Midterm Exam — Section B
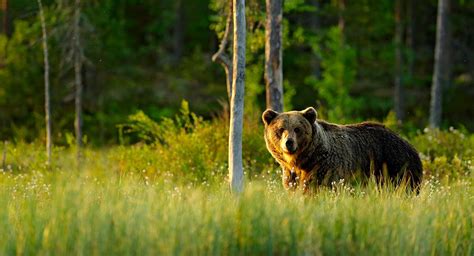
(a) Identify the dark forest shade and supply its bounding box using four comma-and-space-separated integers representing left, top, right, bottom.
0, 0, 472, 144
430, 0, 450, 128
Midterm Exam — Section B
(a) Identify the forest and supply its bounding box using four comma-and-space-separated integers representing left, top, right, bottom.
0, 0, 473, 255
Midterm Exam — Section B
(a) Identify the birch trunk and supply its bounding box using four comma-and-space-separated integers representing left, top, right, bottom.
229, 0, 245, 194
264, 0, 283, 112
429, 0, 450, 128
37, 0, 51, 165
74, 0, 83, 162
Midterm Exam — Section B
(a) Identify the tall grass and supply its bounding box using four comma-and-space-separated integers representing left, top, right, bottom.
0, 170, 472, 255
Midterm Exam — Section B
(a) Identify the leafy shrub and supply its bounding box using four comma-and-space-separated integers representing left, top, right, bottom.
121, 101, 274, 182
412, 128, 473, 180
412, 128, 473, 160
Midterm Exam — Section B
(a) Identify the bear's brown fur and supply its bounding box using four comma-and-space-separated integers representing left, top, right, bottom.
262, 107, 423, 192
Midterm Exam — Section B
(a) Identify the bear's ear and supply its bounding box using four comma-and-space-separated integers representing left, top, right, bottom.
262, 109, 279, 126
301, 107, 317, 124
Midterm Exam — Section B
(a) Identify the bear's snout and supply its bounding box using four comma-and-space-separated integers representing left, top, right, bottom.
285, 139, 297, 153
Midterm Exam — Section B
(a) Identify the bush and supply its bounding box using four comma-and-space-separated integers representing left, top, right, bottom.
120, 101, 275, 182
412, 127, 473, 181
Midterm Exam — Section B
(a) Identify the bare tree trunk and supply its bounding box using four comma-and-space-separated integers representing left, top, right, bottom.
74, 0, 83, 162
212, 0, 233, 101
229, 0, 245, 194
1, 0, 8, 35
394, 0, 404, 122
173, 0, 184, 63
429, 0, 450, 128
338, 0, 345, 32
37, 0, 51, 165
265, 0, 283, 112
405, 0, 414, 85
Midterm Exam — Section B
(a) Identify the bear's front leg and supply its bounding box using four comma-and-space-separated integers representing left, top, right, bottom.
299, 170, 315, 194
281, 167, 298, 190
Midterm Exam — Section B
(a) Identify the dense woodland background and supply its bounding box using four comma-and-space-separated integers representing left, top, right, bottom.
0, 2, 472, 254
0, 0, 473, 145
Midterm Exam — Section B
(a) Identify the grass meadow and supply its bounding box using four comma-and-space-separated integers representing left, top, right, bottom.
1, 111, 473, 255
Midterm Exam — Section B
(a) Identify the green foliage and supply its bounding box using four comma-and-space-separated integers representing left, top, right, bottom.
283, 80, 296, 111
121, 110, 163, 144
306, 27, 361, 122
413, 128, 474, 160
0, 9, 63, 141
284, 0, 317, 13
1, 0, 473, 144
120, 102, 272, 182
411, 128, 474, 180
124, 100, 204, 142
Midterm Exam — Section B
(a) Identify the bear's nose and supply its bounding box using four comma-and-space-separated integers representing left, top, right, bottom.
286, 140, 296, 152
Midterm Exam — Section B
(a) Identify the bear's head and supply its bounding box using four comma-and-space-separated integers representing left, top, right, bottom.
262, 107, 317, 158
262, 107, 318, 190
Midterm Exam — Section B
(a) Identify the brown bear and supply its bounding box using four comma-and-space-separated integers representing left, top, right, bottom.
262, 107, 422, 192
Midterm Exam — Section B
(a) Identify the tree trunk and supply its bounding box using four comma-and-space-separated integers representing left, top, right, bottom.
212, 0, 233, 101
173, 0, 184, 62
264, 0, 283, 112
37, 0, 51, 165
394, 0, 404, 122
429, 0, 450, 128
229, 0, 245, 194
1, 0, 8, 35
405, 0, 414, 86
338, 0, 345, 32
74, 0, 83, 162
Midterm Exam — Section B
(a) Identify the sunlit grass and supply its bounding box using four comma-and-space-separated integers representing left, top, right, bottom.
0, 166, 472, 255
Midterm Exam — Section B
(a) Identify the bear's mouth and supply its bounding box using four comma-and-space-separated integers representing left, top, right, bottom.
284, 147, 297, 154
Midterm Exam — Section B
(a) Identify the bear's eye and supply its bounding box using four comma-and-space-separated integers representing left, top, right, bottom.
277, 128, 285, 136
294, 127, 301, 134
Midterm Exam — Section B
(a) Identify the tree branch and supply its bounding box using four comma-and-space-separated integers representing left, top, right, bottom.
212, 0, 233, 100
